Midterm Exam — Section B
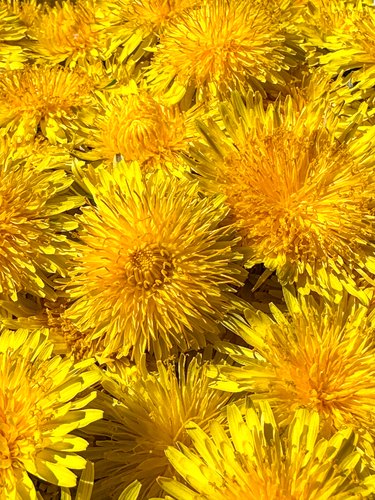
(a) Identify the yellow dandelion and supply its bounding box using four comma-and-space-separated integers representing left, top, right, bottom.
209, 290, 375, 442
84, 85, 201, 172
157, 402, 375, 499
28, 0, 112, 65
188, 90, 375, 303
146, 0, 301, 104
0, 143, 84, 301
65, 162, 247, 359
0, 64, 96, 144
0, 328, 102, 499
83, 354, 236, 499
0, 4, 27, 70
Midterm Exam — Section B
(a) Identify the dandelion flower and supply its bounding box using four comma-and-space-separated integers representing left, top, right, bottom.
188, 91, 375, 302
209, 290, 375, 442
0, 328, 102, 498
65, 162, 246, 359
0, 64, 95, 144
28, 0, 112, 65
83, 354, 235, 499
85, 86, 201, 172
0, 143, 84, 301
146, 0, 301, 104
157, 402, 374, 499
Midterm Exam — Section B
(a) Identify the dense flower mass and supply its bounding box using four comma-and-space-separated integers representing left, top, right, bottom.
1, 0, 375, 497
65, 162, 246, 359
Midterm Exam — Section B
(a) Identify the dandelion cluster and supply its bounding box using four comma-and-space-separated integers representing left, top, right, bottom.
2, 0, 375, 498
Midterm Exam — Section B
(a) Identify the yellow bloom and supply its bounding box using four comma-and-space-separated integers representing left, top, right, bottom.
0, 64, 96, 144
84, 85, 201, 172
0, 143, 84, 301
210, 290, 375, 441
65, 162, 246, 359
0, 4, 27, 70
0, 329, 102, 499
28, 0, 112, 65
157, 402, 374, 499
188, 91, 375, 302
146, 0, 301, 104
83, 355, 236, 499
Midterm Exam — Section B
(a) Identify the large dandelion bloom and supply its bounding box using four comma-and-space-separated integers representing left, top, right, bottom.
83, 354, 235, 499
65, 162, 246, 359
146, 0, 301, 104
157, 402, 375, 499
0, 143, 83, 301
84, 86, 201, 172
209, 290, 375, 442
0, 329, 102, 499
0, 64, 95, 144
189, 91, 375, 302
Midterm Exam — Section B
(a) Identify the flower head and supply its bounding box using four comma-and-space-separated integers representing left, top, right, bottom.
84, 86, 201, 172
65, 162, 246, 359
188, 91, 375, 302
210, 290, 375, 441
0, 64, 95, 144
146, 0, 301, 104
157, 402, 374, 499
28, 0, 112, 65
84, 354, 235, 499
0, 329, 102, 499
0, 143, 84, 301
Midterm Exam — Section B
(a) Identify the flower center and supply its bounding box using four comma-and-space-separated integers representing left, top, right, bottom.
125, 244, 174, 290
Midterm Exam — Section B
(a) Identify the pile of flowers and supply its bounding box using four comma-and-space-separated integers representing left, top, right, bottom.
2, 0, 375, 498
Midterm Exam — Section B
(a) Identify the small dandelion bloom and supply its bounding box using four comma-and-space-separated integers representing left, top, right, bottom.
209, 290, 375, 442
188, 91, 375, 302
65, 162, 247, 359
0, 329, 102, 499
0, 64, 95, 144
83, 354, 236, 499
28, 0, 112, 65
146, 0, 301, 104
85, 86, 201, 172
0, 144, 84, 301
157, 402, 374, 499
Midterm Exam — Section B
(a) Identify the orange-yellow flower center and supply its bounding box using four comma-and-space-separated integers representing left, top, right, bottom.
125, 244, 174, 290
